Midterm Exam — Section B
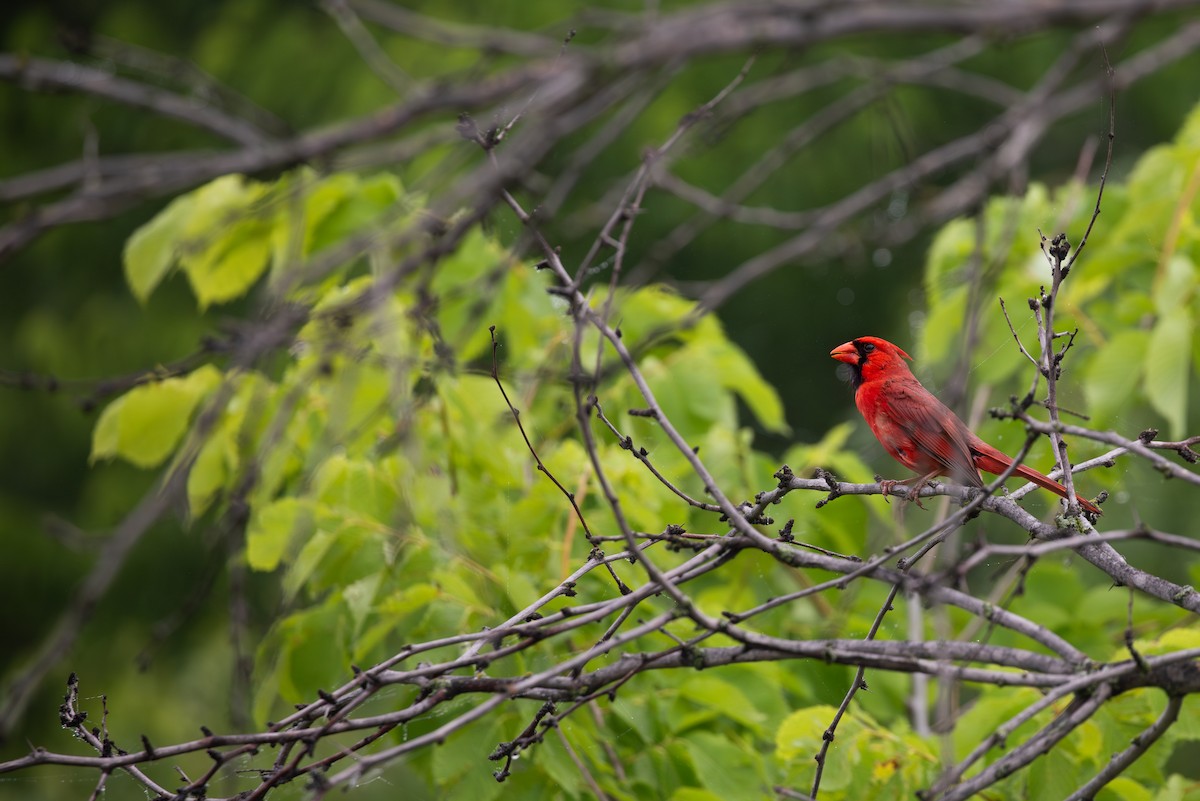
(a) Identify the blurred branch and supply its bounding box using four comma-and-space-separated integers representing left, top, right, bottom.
4, 0, 1198, 279
0, 61, 564, 259
349, 0, 560, 56
1064, 694, 1183, 801
0, 341, 221, 411
692, 17, 1200, 310
629, 36, 992, 249
0, 54, 271, 146
61, 31, 292, 136
611, 0, 1199, 68
321, 0, 412, 94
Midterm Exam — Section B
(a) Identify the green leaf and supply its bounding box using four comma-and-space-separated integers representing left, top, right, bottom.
1167, 695, 1200, 742
784, 423, 858, 474
919, 285, 967, 367
431, 715, 502, 785
534, 731, 584, 798
1177, 101, 1200, 151
493, 564, 541, 612
614, 285, 699, 349
123, 193, 197, 304
668, 789, 725, 801
304, 358, 394, 448
1115, 147, 1185, 247
342, 571, 382, 633
311, 455, 398, 522
90, 365, 222, 468
924, 218, 975, 298
182, 221, 273, 308
776, 705, 839, 761
278, 603, 344, 701
1145, 304, 1193, 438
181, 174, 261, 238
684, 732, 764, 799
246, 498, 314, 572
677, 675, 767, 734
1151, 774, 1187, 801
660, 348, 734, 434
709, 338, 790, 434
307, 173, 405, 257
187, 421, 233, 518
435, 229, 511, 358
1013, 562, 1085, 630
1073, 720, 1104, 763
269, 171, 355, 265
378, 582, 439, 619
1100, 776, 1154, 801
1154, 256, 1198, 317
283, 527, 337, 600
609, 693, 660, 745
431, 561, 491, 613
951, 688, 1043, 762
90, 394, 123, 463
776, 705, 860, 793
1027, 740, 1079, 801
150, 174, 273, 308
1086, 329, 1150, 425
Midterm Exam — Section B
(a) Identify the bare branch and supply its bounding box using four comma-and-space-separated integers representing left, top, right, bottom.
0, 54, 270, 146
1065, 694, 1183, 801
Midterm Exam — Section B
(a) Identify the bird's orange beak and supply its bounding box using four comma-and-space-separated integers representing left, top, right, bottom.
830, 341, 858, 365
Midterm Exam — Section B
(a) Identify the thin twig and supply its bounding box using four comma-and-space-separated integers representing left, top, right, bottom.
1063, 694, 1182, 801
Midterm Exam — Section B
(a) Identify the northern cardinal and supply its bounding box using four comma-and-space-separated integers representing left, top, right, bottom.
831, 336, 1101, 516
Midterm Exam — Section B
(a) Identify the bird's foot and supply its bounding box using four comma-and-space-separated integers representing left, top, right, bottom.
878, 478, 898, 505
904, 484, 929, 511
878, 478, 929, 511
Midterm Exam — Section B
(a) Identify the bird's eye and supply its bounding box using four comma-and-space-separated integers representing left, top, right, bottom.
861, 341, 875, 353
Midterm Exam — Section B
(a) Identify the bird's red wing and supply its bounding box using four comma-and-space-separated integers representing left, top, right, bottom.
882, 380, 985, 488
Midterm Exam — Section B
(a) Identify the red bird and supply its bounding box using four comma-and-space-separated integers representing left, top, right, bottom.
831, 336, 1101, 516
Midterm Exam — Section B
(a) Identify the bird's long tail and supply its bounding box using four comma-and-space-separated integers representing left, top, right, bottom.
971, 442, 1102, 516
